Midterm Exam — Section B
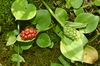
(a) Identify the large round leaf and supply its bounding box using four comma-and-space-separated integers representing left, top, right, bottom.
60, 32, 88, 61
31, 10, 51, 31
36, 33, 51, 48
11, 0, 36, 20
75, 13, 99, 33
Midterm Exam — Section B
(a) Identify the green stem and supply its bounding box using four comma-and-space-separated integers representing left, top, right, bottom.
41, 0, 65, 27
88, 31, 100, 44
58, 55, 70, 66
17, 21, 20, 66
17, 43, 20, 66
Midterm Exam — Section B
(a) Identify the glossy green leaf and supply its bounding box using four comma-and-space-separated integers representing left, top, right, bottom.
36, 33, 51, 48
74, 8, 84, 16
55, 8, 69, 23
6, 35, 16, 46
94, 0, 100, 6
70, 0, 83, 8
75, 13, 99, 33
16, 34, 35, 42
11, 0, 36, 20
11, 54, 25, 62
60, 32, 88, 61
31, 10, 51, 31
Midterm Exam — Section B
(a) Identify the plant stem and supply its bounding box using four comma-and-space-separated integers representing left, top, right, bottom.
58, 55, 70, 66
17, 42, 20, 66
88, 31, 100, 44
17, 21, 20, 66
41, 0, 65, 28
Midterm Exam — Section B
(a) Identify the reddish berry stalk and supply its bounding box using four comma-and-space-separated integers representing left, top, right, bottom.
20, 28, 37, 40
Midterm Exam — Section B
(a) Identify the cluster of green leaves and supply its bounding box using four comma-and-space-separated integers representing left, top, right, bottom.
5, 0, 100, 66
6, 0, 54, 65
41, 0, 100, 65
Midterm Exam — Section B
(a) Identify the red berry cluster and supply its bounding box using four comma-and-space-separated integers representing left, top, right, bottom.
20, 28, 37, 40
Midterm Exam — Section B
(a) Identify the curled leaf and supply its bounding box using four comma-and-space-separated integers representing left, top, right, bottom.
83, 45, 98, 64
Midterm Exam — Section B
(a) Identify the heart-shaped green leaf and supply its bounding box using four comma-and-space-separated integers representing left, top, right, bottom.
31, 10, 51, 31
11, 0, 36, 20
6, 35, 16, 46
75, 13, 99, 33
70, 0, 83, 8
11, 54, 25, 62
36, 33, 51, 48
60, 32, 88, 61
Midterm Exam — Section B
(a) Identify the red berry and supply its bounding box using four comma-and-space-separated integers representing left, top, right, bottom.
24, 35, 28, 40
29, 29, 34, 34
20, 33, 25, 37
25, 28, 30, 32
25, 31, 29, 35
20, 28, 37, 40
33, 30, 37, 34
21, 30, 25, 34
31, 33, 35, 38
27, 34, 32, 39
